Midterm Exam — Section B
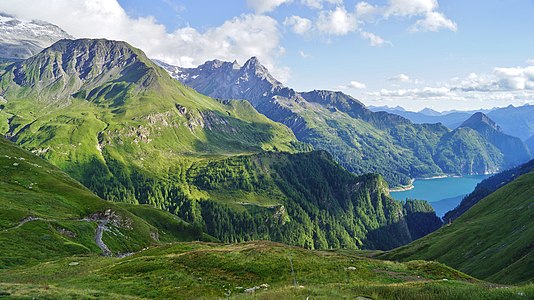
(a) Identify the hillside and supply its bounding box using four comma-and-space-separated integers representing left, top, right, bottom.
186, 150, 442, 250
444, 158, 534, 221
166, 58, 530, 187
434, 113, 530, 175
460, 112, 531, 165
0, 39, 441, 250
1, 240, 533, 299
0, 38, 301, 202
0, 137, 209, 268
381, 171, 534, 284
370, 104, 534, 142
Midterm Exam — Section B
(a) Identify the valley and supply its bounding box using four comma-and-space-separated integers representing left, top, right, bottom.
0, 6, 532, 299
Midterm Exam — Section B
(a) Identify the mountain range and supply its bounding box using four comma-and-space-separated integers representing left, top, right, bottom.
160, 58, 531, 186
434, 112, 531, 174
0, 14, 532, 298
369, 105, 477, 129
0, 38, 442, 250
371, 104, 534, 142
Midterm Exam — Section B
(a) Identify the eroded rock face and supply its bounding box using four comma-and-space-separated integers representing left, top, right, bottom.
86, 209, 133, 230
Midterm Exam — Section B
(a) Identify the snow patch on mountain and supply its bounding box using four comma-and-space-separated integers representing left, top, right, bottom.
0, 13, 73, 59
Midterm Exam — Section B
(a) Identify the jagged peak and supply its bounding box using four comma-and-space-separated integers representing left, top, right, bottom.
461, 112, 502, 132
305, 90, 365, 106
244, 56, 260, 66
231, 59, 240, 69
197, 58, 239, 71
240, 56, 282, 86
243, 56, 265, 73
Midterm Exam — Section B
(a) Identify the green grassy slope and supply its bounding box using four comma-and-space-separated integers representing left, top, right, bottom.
1, 241, 532, 300
0, 137, 209, 268
445, 158, 534, 221
0, 39, 442, 250
0, 39, 302, 205
382, 172, 534, 284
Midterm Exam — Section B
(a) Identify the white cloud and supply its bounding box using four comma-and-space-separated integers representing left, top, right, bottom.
355, 1, 381, 21
0, 0, 291, 82
302, 0, 343, 9
366, 63, 534, 111
247, 0, 291, 13
284, 15, 312, 35
317, 7, 357, 35
359, 30, 391, 46
299, 50, 313, 59
349, 81, 367, 89
389, 74, 412, 83
355, 0, 457, 33
527, 58, 534, 65
385, 0, 438, 17
410, 11, 457, 32
454, 66, 534, 92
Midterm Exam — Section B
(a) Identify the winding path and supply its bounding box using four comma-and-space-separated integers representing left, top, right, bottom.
95, 220, 112, 256
2, 216, 113, 256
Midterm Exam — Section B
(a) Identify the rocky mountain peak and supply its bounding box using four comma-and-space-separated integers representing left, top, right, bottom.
10, 38, 163, 97
461, 112, 502, 132
239, 57, 280, 84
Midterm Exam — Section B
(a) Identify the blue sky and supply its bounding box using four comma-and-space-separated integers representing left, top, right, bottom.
2, 0, 534, 111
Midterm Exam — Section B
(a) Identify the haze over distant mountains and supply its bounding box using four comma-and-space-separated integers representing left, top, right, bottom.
370, 104, 534, 142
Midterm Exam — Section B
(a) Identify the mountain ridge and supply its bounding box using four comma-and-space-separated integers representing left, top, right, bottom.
160, 57, 531, 185
0, 39, 440, 250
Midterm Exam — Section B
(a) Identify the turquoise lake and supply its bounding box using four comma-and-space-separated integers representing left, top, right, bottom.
390, 175, 490, 217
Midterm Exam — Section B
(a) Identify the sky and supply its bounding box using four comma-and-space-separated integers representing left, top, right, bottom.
1, 0, 533, 111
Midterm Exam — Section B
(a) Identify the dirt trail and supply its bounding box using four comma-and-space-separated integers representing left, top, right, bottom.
2, 216, 113, 256
95, 220, 112, 256
2, 216, 48, 232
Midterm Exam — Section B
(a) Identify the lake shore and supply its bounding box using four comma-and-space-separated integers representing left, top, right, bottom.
389, 174, 491, 215
389, 179, 415, 192
388, 173, 492, 192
